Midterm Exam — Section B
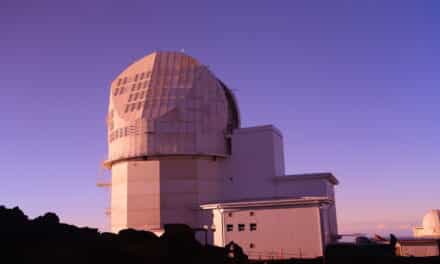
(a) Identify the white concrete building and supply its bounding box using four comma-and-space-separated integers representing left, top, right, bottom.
202, 195, 336, 259
104, 51, 340, 258
396, 238, 439, 257
413, 209, 440, 238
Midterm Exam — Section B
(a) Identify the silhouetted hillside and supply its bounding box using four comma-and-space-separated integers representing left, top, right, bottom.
0, 205, 245, 264
1, 205, 439, 264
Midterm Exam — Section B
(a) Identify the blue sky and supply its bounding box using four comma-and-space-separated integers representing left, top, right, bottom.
1, 0, 439, 235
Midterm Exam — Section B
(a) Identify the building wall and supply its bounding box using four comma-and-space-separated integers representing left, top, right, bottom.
221, 125, 284, 201
274, 177, 338, 239
213, 206, 324, 259
110, 162, 129, 232
212, 209, 224, 246
159, 158, 223, 228
111, 160, 161, 233
111, 158, 223, 233
396, 242, 439, 257
274, 177, 328, 197
324, 181, 338, 239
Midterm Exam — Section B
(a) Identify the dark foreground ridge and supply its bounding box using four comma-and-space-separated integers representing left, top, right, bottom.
0, 205, 247, 264
1, 205, 439, 264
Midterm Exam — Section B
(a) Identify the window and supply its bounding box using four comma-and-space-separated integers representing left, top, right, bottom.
238, 224, 245, 232
228, 212, 233, 217
124, 105, 130, 113
140, 91, 145, 98
146, 71, 151, 78
250, 243, 255, 249
140, 72, 145, 80
137, 101, 142, 110
117, 78, 122, 86
131, 84, 136, 91
137, 82, 142, 90
143, 81, 149, 89
134, 74, 138, 82
123, 77, 127, 84
119, 87, 125, 95
250, 223, 257, 231
250, 211, 255, 216
134, 93, 139, 101
226, 224, 233, 232
128, 94, 133, 102
130, 103, 136, 112
113, 88, 119, 96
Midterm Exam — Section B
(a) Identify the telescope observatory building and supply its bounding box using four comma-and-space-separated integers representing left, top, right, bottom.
104, 51, 339, 259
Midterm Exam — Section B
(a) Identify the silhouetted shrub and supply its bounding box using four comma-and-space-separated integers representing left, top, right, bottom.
2, 205, 438, 264
0, 205, 244, 264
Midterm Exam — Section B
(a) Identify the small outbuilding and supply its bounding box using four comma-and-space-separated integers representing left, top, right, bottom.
201, 196, 336, 259
395, 238, 439, 257
413, 209, 440, 238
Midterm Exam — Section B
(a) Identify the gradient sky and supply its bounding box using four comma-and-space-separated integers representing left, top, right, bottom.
1, 0, 439, 236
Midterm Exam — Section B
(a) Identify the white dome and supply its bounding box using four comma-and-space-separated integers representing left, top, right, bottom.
106, 51, 240, 164
422, 209, 440, 233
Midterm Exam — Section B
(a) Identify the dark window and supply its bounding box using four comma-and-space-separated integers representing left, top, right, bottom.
226, 138, 232, 154
119, 87, 125, 95
250, 243, 255, 248
117, 78, 122, 86
226, 224, 233, 232
228, 212, 233, 217
140, 72, 145, 80
113, 88, 119, 96
137, 82, 142, 90
250, 211, 255, 216
124, 105, 130, 113
134, 74, 138, 82
137, 101, 142, 110
130, 103, 136, 112
134, 93, 139, 101
128, 94, 133, 102
131, 84, 136, 91
123, 77, 127, 84
238, 224, 245, 232
250, 223, 257, 231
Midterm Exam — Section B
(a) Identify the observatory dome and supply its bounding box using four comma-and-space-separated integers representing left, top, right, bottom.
422, 209, 440, 234
106, 51, 240, 164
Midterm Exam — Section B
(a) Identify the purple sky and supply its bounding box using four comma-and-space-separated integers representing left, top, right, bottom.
1, 0, 439, 235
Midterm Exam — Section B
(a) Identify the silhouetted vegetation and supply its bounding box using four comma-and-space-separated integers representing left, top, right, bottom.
1, 205, 439, 264
0, 205, 246, 264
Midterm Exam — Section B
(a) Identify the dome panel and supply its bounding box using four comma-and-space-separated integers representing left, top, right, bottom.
107, 51, 236, 163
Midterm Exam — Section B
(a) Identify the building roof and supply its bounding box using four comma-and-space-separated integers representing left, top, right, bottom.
200, 196, 332, 210
232, 124, 283, 138
274, 172, 339, 185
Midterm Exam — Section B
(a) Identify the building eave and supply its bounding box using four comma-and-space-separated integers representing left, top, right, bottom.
275, 172, 339, 185
200, 196, 332, 210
